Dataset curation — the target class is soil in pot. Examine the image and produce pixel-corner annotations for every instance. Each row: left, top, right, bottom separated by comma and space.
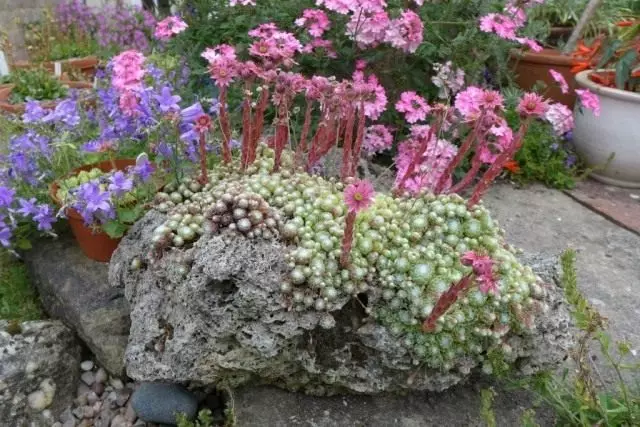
50, 159, 136, 262
510, 48, 577, 107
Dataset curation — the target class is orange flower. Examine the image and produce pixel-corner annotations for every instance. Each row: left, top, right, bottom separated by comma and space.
503, 160, 520, 174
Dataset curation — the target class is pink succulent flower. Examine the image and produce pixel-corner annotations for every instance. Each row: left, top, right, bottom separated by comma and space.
517, 92, 549, 118
576, 89, 601, 117
549, 69, 569, 94
344, 180, 375, 213
461, 251, 499, 295
154, 16, 188, 41
208, 57, 239, 87
395, 91, 431, 124
480, 90, 504, 111
295, 9, 331, 38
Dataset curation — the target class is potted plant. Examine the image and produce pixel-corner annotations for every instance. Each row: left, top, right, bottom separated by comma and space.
50, 156, 157, 262
510, 0, 630, 106
0, 68, 93, 114
572, 18, 640, 187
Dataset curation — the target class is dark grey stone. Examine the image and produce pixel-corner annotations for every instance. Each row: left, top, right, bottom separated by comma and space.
0, 320, 81, 425
131, 383, 198, 424
23, 235, 130, 375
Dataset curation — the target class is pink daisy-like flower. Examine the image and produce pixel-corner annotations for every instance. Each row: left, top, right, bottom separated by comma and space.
480, 89, 504, 111
249, 39, 276, 57
549, 69, 569, 94
517, 92, 549, 117
576, 89, 601, 117
363, 125, 394, 154
208, 58, 239, 87
344, 180, 375, 213
544, 103, 574, 136
201, 44, 237, 63
395, 91, 430, 123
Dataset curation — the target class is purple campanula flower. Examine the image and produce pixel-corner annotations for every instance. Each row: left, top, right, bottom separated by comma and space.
563, 130, 573, 142
209, 98, 221, 116
180, 102, 205, 123
16, 198, 38, 217
74, 181, 115, 225
565, 154, 577, 168
0, 224, 12, 247
108, 171, 134, 197
33, 204, 56, 231
133, 157, 155, 182
550, 143, 559, 152
0, 186, 15, 207
154, 86, 182, 113
82, 139, 117, 153
22, 100, 48, 123
42, 99, 81, 127
155, 142, 174, 158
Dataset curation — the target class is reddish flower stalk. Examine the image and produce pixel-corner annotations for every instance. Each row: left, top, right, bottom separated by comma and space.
273, 102, 290, 172
448, 147, 483, 194
294, 102, 314, 169
340, 105, 356, 181
394, 114, 443, 194
422, 275, 473, 332
434, 115, 484, 194
250, 87, 270, 164
467, 120, 530, 208
218, 88, 233, 164
349, 103, 366, 178
340, 210, 357, 268
240, 83, 253, 170
194, 114, 213, 184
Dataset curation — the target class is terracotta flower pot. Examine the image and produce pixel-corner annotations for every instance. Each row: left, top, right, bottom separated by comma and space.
12, 56, 99, 80
0, 80, 94, 114
50, 159, 137, 262
573, 70, 640, 188
510, 48, 577, 107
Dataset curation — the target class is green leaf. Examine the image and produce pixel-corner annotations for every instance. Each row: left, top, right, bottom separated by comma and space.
102, 221, 127, 239
117, 206, 142, 224
16, 239, 32, 250
596, 40, 622, 69
615, 50, 637, 90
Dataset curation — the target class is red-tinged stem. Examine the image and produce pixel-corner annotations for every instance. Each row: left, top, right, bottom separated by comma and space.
422, 275, 474, 332
467, 120, 531, 208
294, 102, 313, 169
308, 123, 325, 169
449, 148, 483, 194
198, 131, 209, 184
250, 87, 270, 164
434, 115, 484, 194
340, 106, 356, 181
273, 101, 289, 172
218, 88, 232, 164
350, 102, 366, 178
394, 115, 442, 195
240, 83, 253, 170
340, 210, 357, 268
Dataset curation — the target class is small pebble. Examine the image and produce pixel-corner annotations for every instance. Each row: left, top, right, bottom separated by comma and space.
60, 407, 75, 424
110, 414, 127, 427
82, 405, 95, 418
87, 391, 99, 405
81, 371, 95, 386
630, 193, 639, 200
80, 360, 94, 371
95, 368, 108, 384
52, 423, 62, 427
92, 381, 105, 396
124, 400, 137, 422
27, 390, 47, 411
116, 388, 132, 407
62, 420, 75, 427
93, 400, 102, 413
110, 378, 125, 390
72, 406, 85, 419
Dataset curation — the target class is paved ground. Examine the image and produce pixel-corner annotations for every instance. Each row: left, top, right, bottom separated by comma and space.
234, 182, 640, 427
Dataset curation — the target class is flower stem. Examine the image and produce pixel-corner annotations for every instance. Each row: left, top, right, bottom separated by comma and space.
422, 274, 473, 332
218, 87, 232, 164
340, 210, 357, 268
198, 131, 208, 184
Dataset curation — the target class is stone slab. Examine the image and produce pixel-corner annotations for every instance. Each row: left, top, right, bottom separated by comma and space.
564, 179, 640, 237
24, 235, 130, 375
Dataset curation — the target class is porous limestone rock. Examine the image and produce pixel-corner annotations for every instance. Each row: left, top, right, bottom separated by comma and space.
0, 320, 81, 424
110, 210, 574, 396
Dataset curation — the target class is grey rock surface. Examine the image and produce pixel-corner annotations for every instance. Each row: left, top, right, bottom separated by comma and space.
0, 320, 81, 425
111, 209, 573, 395
131, 383, 198, 424
24, 235, 130, 375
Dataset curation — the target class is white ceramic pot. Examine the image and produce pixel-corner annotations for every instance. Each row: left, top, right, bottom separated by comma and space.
573, 70, 640, 188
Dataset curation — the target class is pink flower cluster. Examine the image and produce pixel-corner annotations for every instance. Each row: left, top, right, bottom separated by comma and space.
154, 16, 188, 41
202, 44, 240, 87
544, 103, 574, 136
248, 23, 303, 68
295, 9, 331, 38
478, 1, 543, 51
394, 127, 458, 194
454, 86, 505, 121
395, 91, 430, 123
347, 11, 390, 47
461, 251, 499, 295
111, 50, 145, 92
353, 71, 387, 120
385, 10, 423, 53
576, 89, 601, 117
363, 125, 393, 154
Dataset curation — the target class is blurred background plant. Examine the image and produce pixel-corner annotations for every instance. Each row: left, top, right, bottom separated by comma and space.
0, 68, 68, 103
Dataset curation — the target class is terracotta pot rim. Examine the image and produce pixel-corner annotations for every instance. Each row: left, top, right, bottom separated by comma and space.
509, 48, 573, 66
575, 70, 640, 103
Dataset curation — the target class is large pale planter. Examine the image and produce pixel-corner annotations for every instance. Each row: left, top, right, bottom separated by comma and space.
573, 70, 640, 188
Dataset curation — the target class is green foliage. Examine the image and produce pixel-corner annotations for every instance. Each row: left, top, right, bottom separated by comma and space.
176, 409, 215, 427
0, 253, 42, 321
480, 388, 498, 427
48, 38, 99, 62
0, 69, 68, 104
514, 249, 640, 426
